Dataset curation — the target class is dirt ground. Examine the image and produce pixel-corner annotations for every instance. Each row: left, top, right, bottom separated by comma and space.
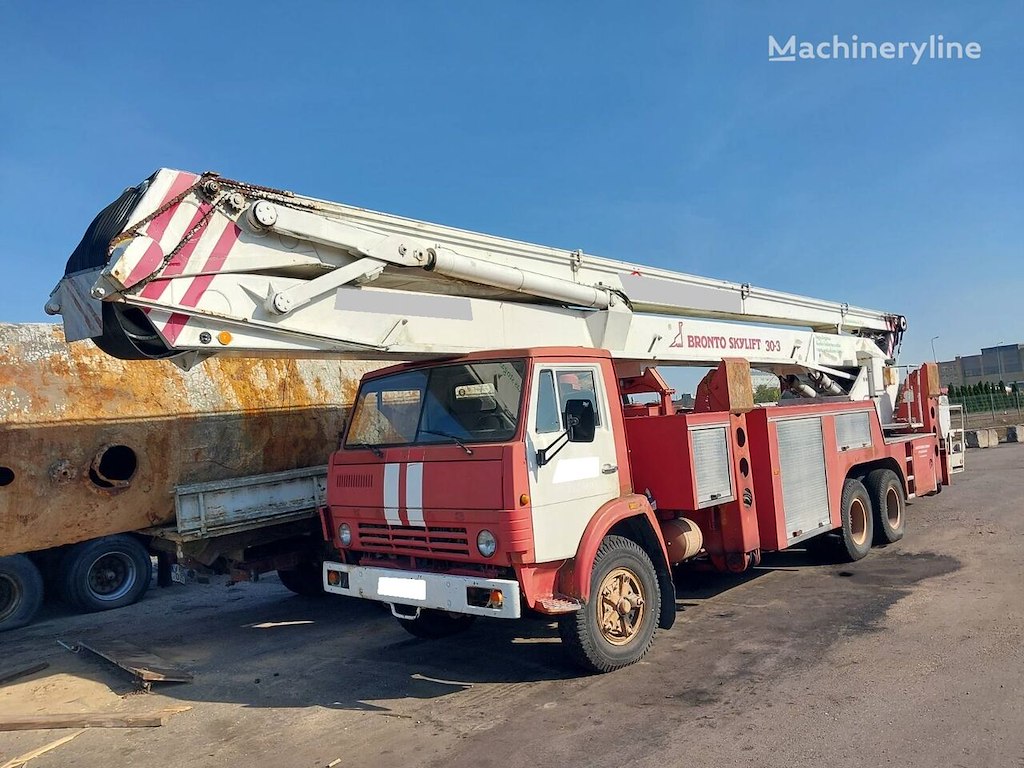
1, 446, 1022, 768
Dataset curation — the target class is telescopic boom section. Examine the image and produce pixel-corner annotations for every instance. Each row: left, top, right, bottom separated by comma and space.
47, 169, 905, 378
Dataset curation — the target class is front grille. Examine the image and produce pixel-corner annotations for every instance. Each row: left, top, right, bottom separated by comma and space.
357, 522, 470, 557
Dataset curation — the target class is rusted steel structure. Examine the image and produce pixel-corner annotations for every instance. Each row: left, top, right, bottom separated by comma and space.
0, 323, 377, 630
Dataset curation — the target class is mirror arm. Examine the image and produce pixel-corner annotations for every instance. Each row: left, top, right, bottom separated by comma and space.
537, 431, 569, 467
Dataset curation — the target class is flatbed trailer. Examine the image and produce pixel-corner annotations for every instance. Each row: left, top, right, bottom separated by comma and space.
0, 323, 376, 630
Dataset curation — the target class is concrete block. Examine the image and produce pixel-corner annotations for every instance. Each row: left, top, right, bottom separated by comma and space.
1007, 425, 1024, 443
966, 429, 999, 448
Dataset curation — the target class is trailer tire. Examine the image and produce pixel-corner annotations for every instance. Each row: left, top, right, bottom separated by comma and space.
836, 478, 874, 562
0, 555, 44, 632
558, 535, 661, 673
277, 562, 325, 597
60, 535, 152, 613
395, 609, 476, 639
865, 469, 906, 545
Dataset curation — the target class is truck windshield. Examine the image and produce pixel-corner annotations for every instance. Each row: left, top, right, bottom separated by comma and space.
346, 360, 526, 448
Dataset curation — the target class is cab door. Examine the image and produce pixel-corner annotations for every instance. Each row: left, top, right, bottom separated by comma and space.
526, 363, 620, 562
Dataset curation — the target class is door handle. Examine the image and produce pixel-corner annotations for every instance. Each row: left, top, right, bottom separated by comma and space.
602, 464, 618, 474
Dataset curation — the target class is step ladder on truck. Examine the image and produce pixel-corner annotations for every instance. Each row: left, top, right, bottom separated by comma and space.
48, 169, 965, 672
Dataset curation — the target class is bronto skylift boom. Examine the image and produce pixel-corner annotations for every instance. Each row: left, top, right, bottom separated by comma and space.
48, 169, 907, 423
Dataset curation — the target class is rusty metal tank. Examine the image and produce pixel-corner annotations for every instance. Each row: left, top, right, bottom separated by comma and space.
0, 323, 380, 557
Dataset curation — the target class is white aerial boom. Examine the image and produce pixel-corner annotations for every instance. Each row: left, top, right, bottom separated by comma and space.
48, 169, 908, 419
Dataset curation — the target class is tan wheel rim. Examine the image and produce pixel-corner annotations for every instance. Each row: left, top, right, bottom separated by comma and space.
597, 566, 646, 646
850, 498, 868, 547
885, 487, 902, 529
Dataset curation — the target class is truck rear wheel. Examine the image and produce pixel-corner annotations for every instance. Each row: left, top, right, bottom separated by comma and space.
865, 469, 906, 545
559, 535, 661, 673
277, 562, 325, 597
0, 555, 44, 632
836, 478, 874, 562
395, 609, 476, 639
60, 535, 152, 612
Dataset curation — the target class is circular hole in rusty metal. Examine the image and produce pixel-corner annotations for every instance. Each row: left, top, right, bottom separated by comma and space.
0, 466, 14, 487
88, 445, 138, 489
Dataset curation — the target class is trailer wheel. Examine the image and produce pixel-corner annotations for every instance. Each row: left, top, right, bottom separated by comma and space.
836, 478, 874, 562
0, 555, 44, 632
558, 535, 661, 673
865, 469, 906, 545
60, 535, 152, 612
395, 609, 476, 639
277, 562, 325, 597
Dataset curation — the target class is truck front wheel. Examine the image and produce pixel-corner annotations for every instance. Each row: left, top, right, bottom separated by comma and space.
60, 535, 152, 613
395, 609, 476, 639
0, 555, 44, 632
559, 535, 661, 673
277, 561, 325, 597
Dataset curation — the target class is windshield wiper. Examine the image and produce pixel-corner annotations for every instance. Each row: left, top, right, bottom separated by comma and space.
348, 442, 384, 458
419, 429, 473, 455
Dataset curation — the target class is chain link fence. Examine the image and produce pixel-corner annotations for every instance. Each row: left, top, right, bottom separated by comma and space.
948, 386, 1023, 426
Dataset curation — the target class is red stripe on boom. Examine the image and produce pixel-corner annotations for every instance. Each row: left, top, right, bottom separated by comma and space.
139, 201, 213, 300
162, 222, 241, 345
162, 312, 190, 344
123, 171, 199, 288
146, 172, 199, 241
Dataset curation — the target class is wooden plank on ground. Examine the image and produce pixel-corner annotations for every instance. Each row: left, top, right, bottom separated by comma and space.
0, 728, 85, 768
0, 662, 49, 687
74, 639, 193, 683
0, 706, 191, 732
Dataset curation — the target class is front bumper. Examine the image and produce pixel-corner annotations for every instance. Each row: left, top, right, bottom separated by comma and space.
322, 562, 521, 619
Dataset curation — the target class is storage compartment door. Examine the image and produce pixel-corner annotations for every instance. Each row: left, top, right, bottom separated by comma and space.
777, 418, 830, 543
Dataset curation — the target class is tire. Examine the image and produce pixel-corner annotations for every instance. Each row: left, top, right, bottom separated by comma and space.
60, 535, 152, 612
835, 478, 874, 562
558, 535, 661, 673
277, 561, 325, 597
395, 609, 476, 639
865, 469, 906, 545
0, 555, 44, 632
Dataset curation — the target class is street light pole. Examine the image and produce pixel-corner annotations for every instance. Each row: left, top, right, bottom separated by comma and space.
930, 335, 939, 361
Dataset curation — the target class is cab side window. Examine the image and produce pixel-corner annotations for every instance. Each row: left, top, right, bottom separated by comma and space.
535, 369, 562, 433
555, 370, 602, 427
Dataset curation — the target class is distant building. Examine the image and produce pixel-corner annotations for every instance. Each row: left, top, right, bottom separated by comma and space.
672, 393, 695, 410
937, 343, 1024, 387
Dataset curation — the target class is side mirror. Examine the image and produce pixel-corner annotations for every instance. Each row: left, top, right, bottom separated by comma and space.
565, 399, 596, 443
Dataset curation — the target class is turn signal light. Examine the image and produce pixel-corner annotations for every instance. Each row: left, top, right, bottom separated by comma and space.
326, 570, 341, 586
217, 331, 233, 345
488, 589, 504, 609
519, 493, 530, 506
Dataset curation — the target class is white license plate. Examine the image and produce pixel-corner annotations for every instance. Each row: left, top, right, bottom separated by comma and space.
377, 576, 426, 601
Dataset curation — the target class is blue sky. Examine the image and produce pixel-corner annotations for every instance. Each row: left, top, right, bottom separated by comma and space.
1, 1, 1021, 387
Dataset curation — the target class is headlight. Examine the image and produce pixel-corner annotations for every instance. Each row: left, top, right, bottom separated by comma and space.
338, 523, 352, 547
476, 529, 497, 558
